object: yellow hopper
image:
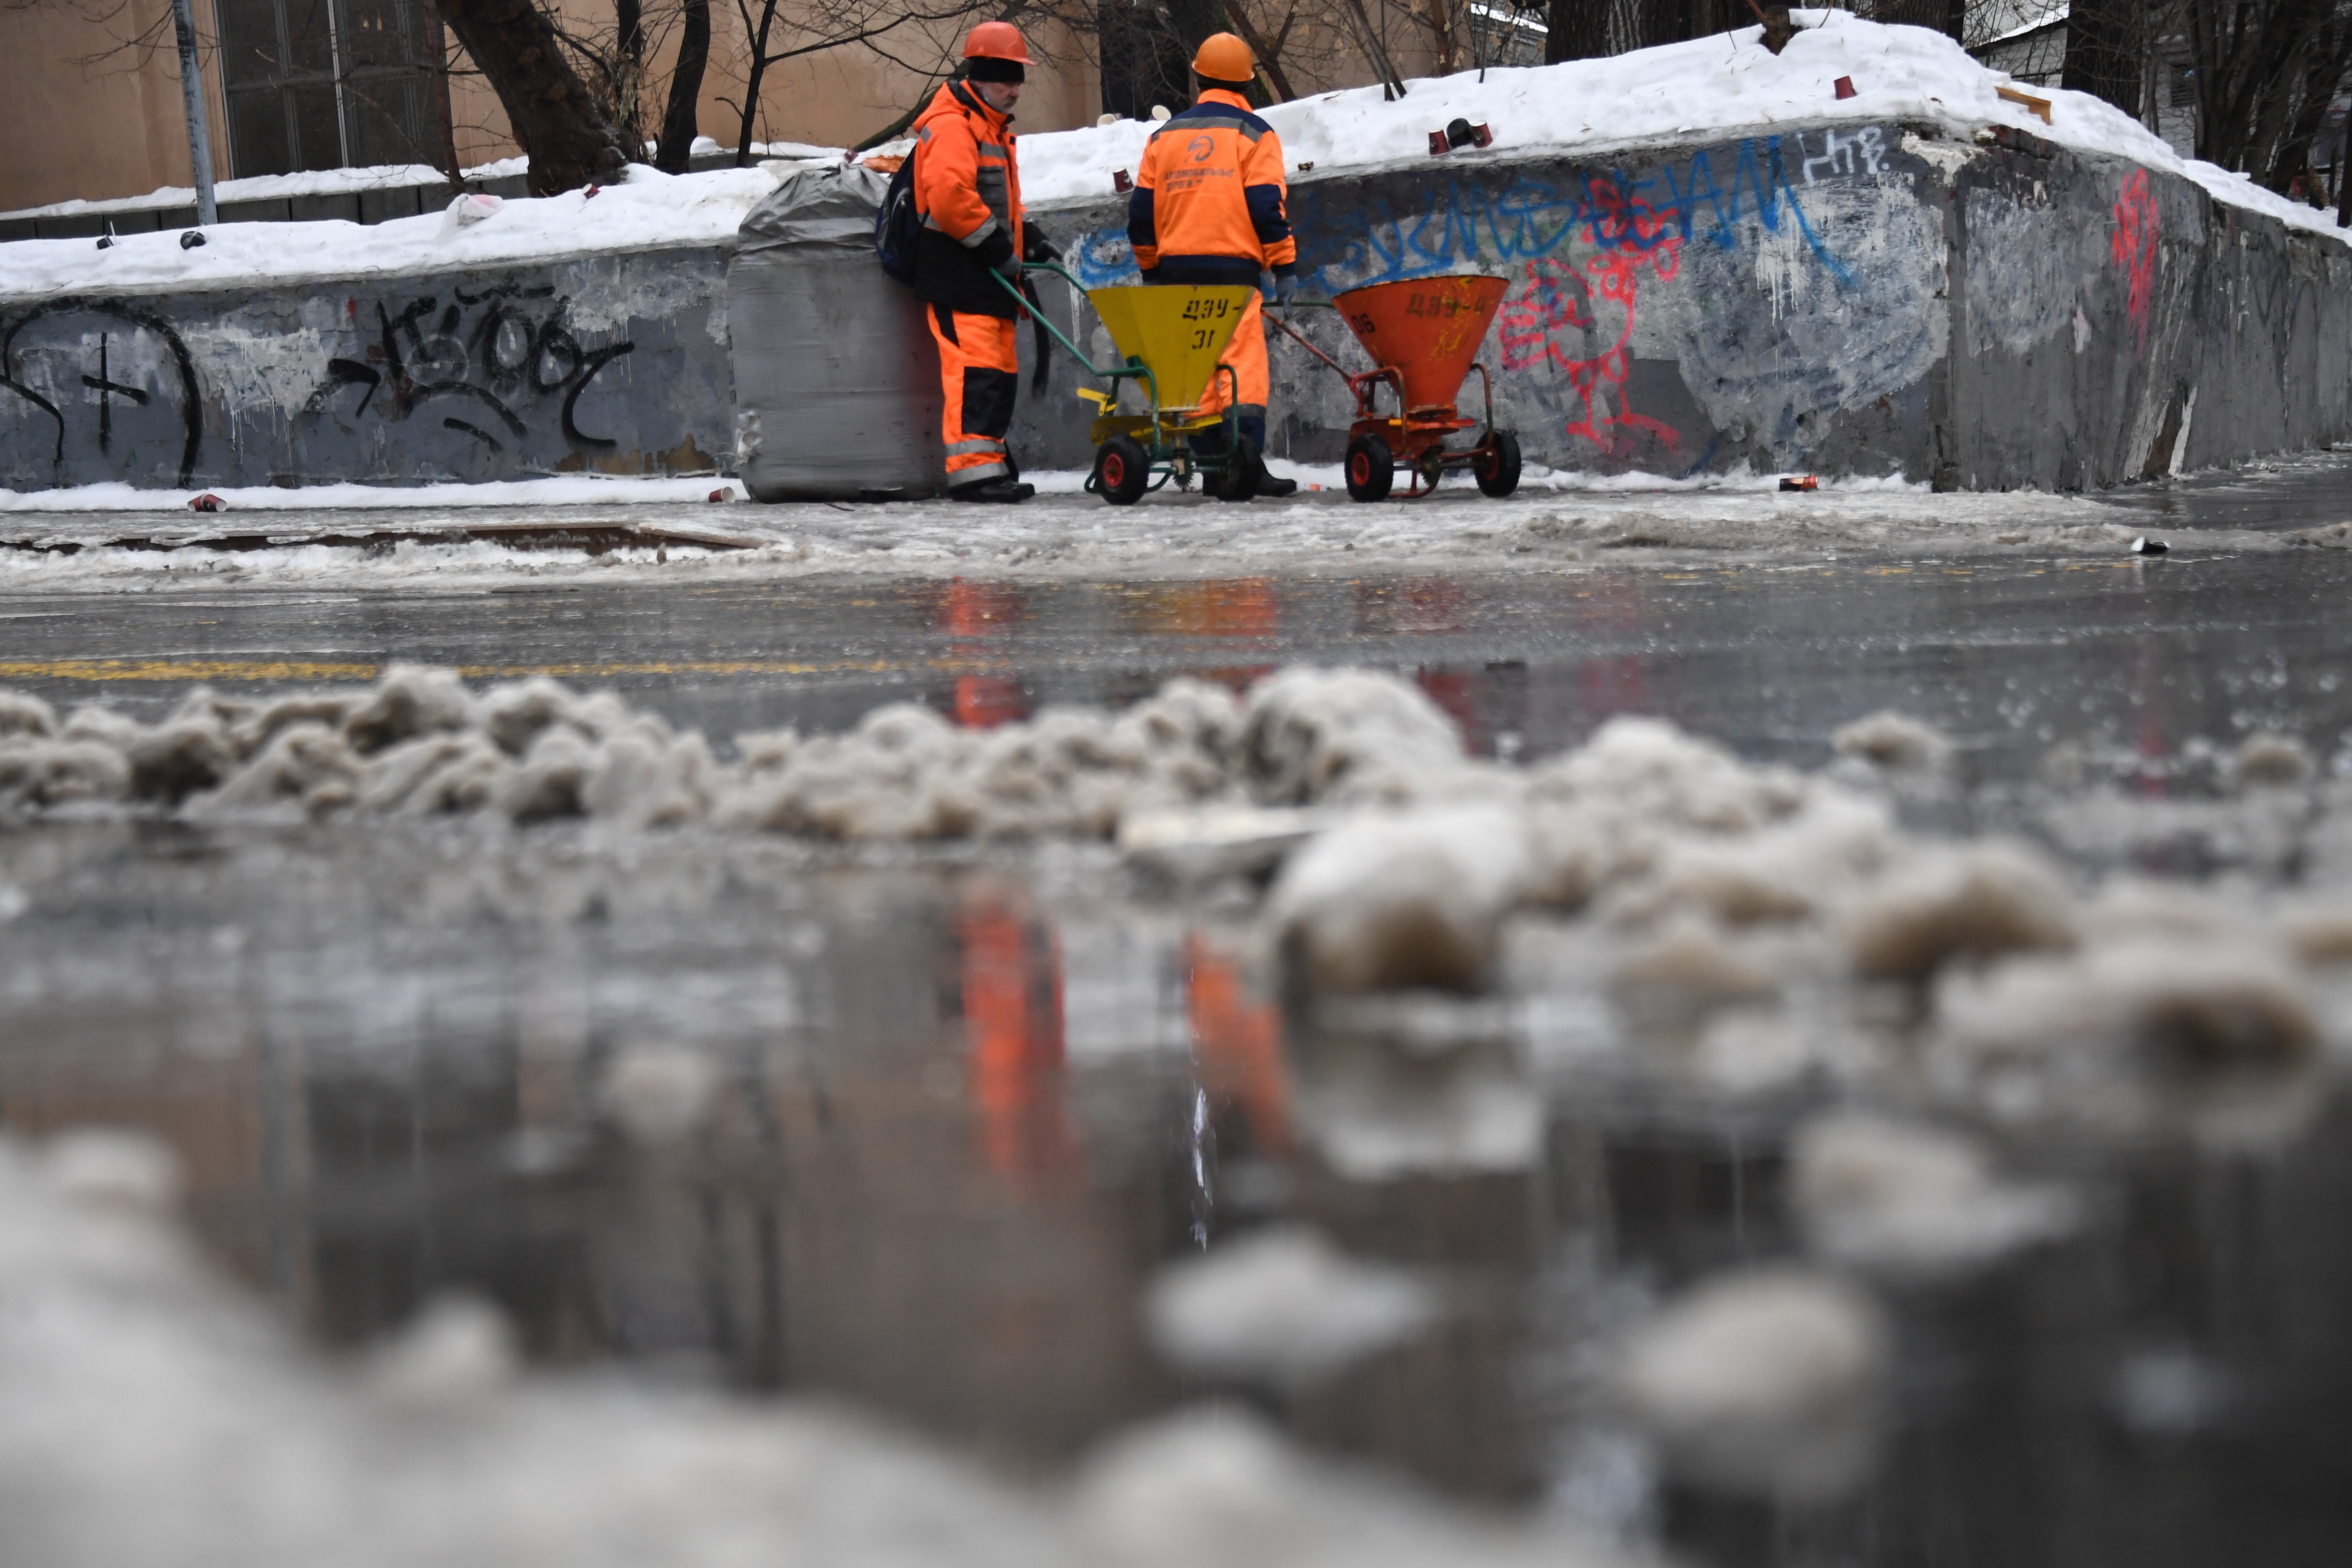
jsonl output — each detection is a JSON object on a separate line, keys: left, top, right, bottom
{"left": 1004, "top": 265, "right": 1268, "bottom": 505}
{"left": 1085, "top": 285, "right": 1257, "bottom": 415}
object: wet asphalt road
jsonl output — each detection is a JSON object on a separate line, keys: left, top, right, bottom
{"left": 2, "top": 532, "right": 2348, "bottom": 794}
{"left": 8, "top": 460, "right": 2352, "bottom": 1568}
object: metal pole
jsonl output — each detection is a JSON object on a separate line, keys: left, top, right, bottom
{"left": 170, "top": 0, "right": 219, "bottom": 226}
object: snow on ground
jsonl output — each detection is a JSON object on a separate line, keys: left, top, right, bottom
{"left": 0, "top": 476, "right": 738, "bottom": 514}
{"left": 0, "top": 477, "right": 2244, "bottom": 593}
{"left": 1018, "top": 9, "right": 2347, "bottom": 247}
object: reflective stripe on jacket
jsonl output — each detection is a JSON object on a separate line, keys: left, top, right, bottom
{"left": 911, "top": 81, "right": 1026, "bottom": 317}
{"left": 1127, "top": 88, "right": 1296, "bottom": 283}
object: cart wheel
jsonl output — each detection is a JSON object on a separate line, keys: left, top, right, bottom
{"left": 1214, "top": 436, "right": 1265, "bottom": 502}
{"left": 1473, "top": 430, "right": 1522, "bottom": 498}
{"left": 1093, "top": 436, "right": 1150, "bottom": 506}
{"left": 1345, "top": 434, "right": 1394, "bottom": 503}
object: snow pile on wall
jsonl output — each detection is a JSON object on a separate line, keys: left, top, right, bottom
{"left": 0, "top": 163, "right": 780, "bottom": 304}
{"left": 1016, "top": 10, "right": 2348, "bottom": 248}
{"left": 0, "top": 1124, "right": 1654, "bottom": 1568}
{"left": 8, "top": 10, "right": 2342, "bottom": 308}
{"left": 0, "top": 163, "right": 452, "bottom": 223}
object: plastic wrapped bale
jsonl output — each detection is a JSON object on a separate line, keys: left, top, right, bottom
{"left": 730, "top": 164, "right": 943, "bottom": 500}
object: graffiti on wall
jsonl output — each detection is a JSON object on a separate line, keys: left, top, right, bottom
{"left": 0, "top": 300, "right": 204, "bottom": 486}
{"left": 1062, "top": 128, "right": 1910, "bottom": 465}
{"left": 1069, "top": 129, "right": 1863, "bottom": 295}
{"left": 2110, "top": 169, "right": 2161, "bottom": 357}
{"left": 304, "top": 280, "right": 637, "bottom": 454}
{"left": 1495, "top": 177, "right": 1687, "bottom": 457}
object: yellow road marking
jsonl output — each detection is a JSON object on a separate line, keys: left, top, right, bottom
{"left": 0, "top": 659, "right": 380, "bottom": 683}
{"left": 0, "top": 657, "right": 907, "bottom": 683}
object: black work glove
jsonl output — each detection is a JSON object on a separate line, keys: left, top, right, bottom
{"left": 972, "top": 226, "right": 1015, "bottom": 270}
{"left": 1274, "top": 270, "right": 1301, "bottom": 305}
{"left": 1022, "top": 227, "right": 1061, "bottom": 264}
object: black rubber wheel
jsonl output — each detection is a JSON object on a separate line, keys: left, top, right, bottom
{"left": 1093, "top": 436, "right": 1150, "bottom": 506}
{"left": 1474, "top": 429, "right": 1522, "bottom": 498}
{"left": 1345, "top": 434, "right": 1394, "bottom": 503}
{"left": 1214, "top": 436, "right": 1265, "bottom": 502}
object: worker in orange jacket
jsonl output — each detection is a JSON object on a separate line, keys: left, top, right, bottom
{"left": 1127, "top": 33, "right": 1300, "bottom": 498}
{"left": 910, "top": 22, "right": 1057, "bottom": 502}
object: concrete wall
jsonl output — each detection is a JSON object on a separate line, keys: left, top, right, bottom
{"left": 0, "top": 119, "right": 2345, "bottom": 495}
{"left": 0, "top": 248, "right": 735, "bottom": 490}
{"left": 1010, "top": 121, "right": 2352, "bottom": 488}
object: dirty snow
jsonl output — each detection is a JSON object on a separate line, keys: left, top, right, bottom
{"left": 1613, "top": 1268, "right": 1889, "bottom": 1503}
{"left": 1144, "top": 1227, "right": 1438, "bottom": 1386}
{"left": 1791, "top": 1113, "right": 2080, "bottom": 1279}
{"left": 0, "top": 1126, "right": 1654, "bottom": 1568}
{"left": 16, "top": 656, "right": 2347, "bottom": 1157}
{"left": 0, "top": 482, "right": 2252, "bottom": 597}
{"left": 0, "top": 476, "right": 737, "bottom": 513}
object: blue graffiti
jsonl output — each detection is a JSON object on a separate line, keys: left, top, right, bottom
{"left": 1065, "top": 131, "right": 1857, "bottom": 291}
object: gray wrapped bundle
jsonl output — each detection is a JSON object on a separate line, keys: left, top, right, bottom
{"left": 730, "top": 163, "right": 943, "bottom": 501}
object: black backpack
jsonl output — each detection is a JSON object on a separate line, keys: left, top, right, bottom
{"left": 874, "top": 146, "right": 920, "bottom": 285}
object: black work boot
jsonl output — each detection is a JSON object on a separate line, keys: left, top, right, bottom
{"left": 1255, "top": 473, "right": 1299, "bottom": 498}
{"left": 951, "top": 477, "right": 1035, "bottom": 503}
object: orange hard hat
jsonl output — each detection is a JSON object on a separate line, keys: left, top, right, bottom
{"left": 964, "top": 21, "right": 1033, "bottom": 63}
{"left": 1192, "top": 32, "right": 1254, "bottom": 82}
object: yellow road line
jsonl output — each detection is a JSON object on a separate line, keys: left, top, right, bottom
{"left": 0, "top": 657, "right": 908, "bottom": 683}
{"left": 0, "top": 659, "right": 381, "bottom": 683}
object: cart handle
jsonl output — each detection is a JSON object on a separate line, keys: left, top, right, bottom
{"left": 990, "top": 264, "right": 1160, "bottom": 411}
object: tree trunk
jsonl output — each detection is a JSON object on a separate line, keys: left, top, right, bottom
{"left": 1545, "top": 0, "right": 1609, "bottom": 61}
{"left": 2062, "top": 0, "right": 2143, "bottom": 119}
{"left": 656, "top": 0, "right": 712, "bottom": 173}
{"left": 438, "top": 0, "right": 626, "bottom": 194}
{"left": 733, "top": 0, "right": 780, "bottom": 164}
{"left": 1224, "top": 3, "right": 1300, "bottom": 101}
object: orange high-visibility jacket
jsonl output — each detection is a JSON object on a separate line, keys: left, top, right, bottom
{"left": 1127, "top": 87, "right": 1296, "bottom": 286}
{"left": 911, "top": 80, "right": 1027, "bottom": 317}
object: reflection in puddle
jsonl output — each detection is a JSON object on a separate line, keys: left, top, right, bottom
{"left": 6, "top": 816, "right": 2352, "bottom": 1563}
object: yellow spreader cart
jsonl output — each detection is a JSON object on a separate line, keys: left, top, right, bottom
{"left": 998, "top": 264, "right": 1263, "bottom": 505}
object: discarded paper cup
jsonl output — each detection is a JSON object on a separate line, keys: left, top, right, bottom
{"left": 189, "top": 494, "right": 225, "bottom": 512}
{"left": 1780, "top": 475, "right": 1819, "bottom": 492}
{"left": 1834, "top": 75, "right": 1857, "bottom": 99}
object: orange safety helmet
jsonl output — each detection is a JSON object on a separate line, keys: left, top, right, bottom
{"left": 964, "top": 20, "right": 1034, "bottom": 63}
{"left": 1192, "top": 32, "right": 1255, "bottom": 83}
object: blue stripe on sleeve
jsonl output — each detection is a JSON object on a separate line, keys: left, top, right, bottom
{"left": 1244, "top": 183, "right": 1289, "bottom": 245}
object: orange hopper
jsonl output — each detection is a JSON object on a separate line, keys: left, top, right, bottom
{"left": 1331, "top": 275, "right": 1510, "bottom": 412}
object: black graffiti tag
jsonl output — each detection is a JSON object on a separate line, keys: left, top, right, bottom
{"left": 1, "top": 301, "right": 204, "bottom": 487}
{"left": 306, "top": 280, "right": 637, "bottom": 450}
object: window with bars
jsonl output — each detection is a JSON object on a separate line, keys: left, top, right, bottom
{"left": 216, "top": 0, "right": 442, "bottom": 176}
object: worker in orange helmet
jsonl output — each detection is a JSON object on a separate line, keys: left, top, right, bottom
{"left": 910, "top": 21, "right": 1059, "bottom": 502}
{"left": 1127, "top": 32, "right": 1300, "bottom": 498}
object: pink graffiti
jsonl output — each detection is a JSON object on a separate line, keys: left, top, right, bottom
{"left": 2111, "top": 169, "right": 2161, "bottom": 355}
{"left": 1494, "top": 177, "right": 1684, "bottom": 457}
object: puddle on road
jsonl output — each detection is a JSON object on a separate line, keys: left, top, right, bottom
{"left": 6, "top": 811, "right": 2352, "bottom": 1565}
